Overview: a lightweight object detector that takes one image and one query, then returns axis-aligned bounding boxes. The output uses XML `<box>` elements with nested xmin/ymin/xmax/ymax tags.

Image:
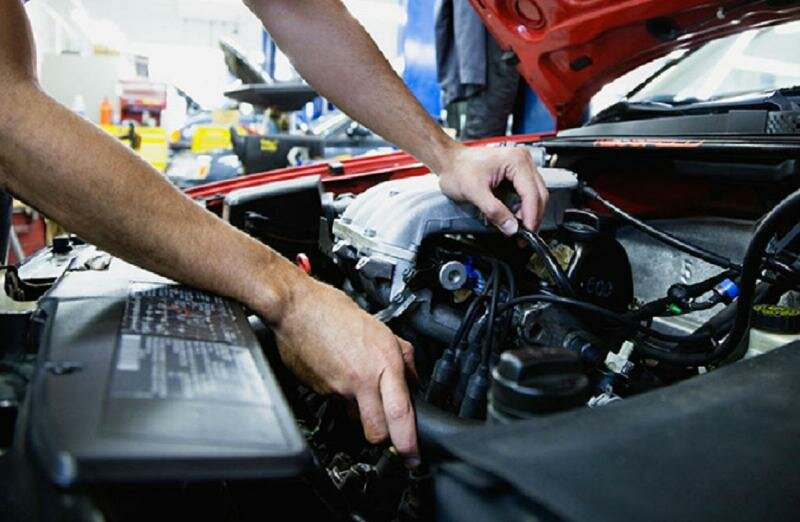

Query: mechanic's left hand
<box><xmin>437</xmin><ymin>144</ymin><xmax>549</xmax><ymax>234</ymax></box>
<box><xmin>269</xmin><ymin>274</ymin><xmax>420</xmax><ymax>467</ymax></box>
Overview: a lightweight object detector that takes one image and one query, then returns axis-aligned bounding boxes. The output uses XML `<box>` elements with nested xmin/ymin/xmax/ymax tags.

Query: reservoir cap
<box><xmin>752</xmin><ymin>304</ymin><xmax>800</xmax><ymax>334</ymax></box>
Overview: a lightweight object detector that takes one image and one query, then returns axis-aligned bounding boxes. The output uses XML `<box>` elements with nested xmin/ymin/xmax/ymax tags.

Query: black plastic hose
<box><xmin>635</xmin><ymin>186</ymin><xmax>800</xmax><ymax>366</ymax></box>
<box><xmin>480</xmin><ymin>260</ymin><xmax>500</xmax><ymax>367</ymax></box>
<box><xmin>497</xmin><ymin>295</ymin><xmax>712</xmax><ymax>343</ymax></box>
<box><xmin>581</xmin><ymin>183</ymin><xmax>742</xmax><ymax>271</ymax></box>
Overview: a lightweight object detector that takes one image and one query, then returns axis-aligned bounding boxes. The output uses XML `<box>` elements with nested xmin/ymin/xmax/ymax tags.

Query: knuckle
<box><xmin>349</xmin><ymin>369</ymin><xmax>366</xmax><ymax>389</ymax></box>
<box><xmin>512</xmin><ymin>148</ymin><xmax>528</xmax><ymax>162</ymax></box>
<box><xmin>396</xmin><ymin>336</ymin><xmax>410</xmax><ymax>349</ymax></box>
<box><xmin>386</xmin><ymin>357</ymin><xmax>404</xmax><ymax>375</ymax></box>
<box><xmin>365</xmin><ymin>425</ymin><xmax>388</xmax><ymax>444</ymax></box>
<box><xmin>367</xmin><ymin>432</ymin><xmax>388</xmax><ymax>445</ymax></box>
<box><xmin>393</xmin><ymin>439</ymin><xmax>415</xmax><ymax>455</ymax></box>
<box><xmin>376</xmin><ymin>351</ymin><xmax>403</xmax><ymax>379</ymax></box>
<box><xmin>386</xmin><ymin>398</ymin><xmax>412</xmax><ymax>422</ymax></box>
<box><xmin>483</xmin><ymin>200</ymin><xmax>506</xmax><ymax>221</ymax></box>
<box><xmin>517</xmin><ymin>151</ymin><xmax>534</xmax><ymax>169</ymax></box>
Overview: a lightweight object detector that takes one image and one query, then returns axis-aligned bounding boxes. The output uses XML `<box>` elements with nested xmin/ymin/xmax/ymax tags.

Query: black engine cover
<box><xmin>435</xmin><ymin>342</ymin><xmax>800</xmax><ymax>521</ymax></box>
<box><xmin>26</xmin><ymin>254</ymin><xmax>309</xmax><ymax>487</ymax></box>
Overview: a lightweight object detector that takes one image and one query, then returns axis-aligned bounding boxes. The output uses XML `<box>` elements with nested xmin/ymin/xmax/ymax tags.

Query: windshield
<box><xmin>630</xmin><ymin>20</ymin><xmax>800</xmax><ymax>104</ymax></box>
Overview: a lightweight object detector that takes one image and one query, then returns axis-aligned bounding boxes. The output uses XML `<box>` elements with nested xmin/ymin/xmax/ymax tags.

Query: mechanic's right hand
<box><xmin>437</xmin><ymin>144</ymin><xmax>549</xmax><ymax>235</ymax></box>
<box><xmin>272</xmin><ymin>277</ymin><xmax>420</xmax><ymax>467</ymax></box>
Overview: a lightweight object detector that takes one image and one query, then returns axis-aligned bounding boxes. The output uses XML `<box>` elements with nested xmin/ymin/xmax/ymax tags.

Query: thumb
<box><xmin>476</xmin><ymin>192</ymin><xmax>519</xmax><ymax>236</ymax></box>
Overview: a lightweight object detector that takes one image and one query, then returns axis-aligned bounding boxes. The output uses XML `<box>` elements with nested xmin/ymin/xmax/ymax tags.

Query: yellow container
<box><xmin>101</xmin><ymin>124</ymin><xmax>134</xmax><ymax>148</ymax></box>
<box><xmin>191</xmin><ymin>125</ymin><xmax>233</xmax><ymax>154</ymax></box>
<box><xmin>100</xmin><ymin>124</ymin><xmax>168</xmax><ymax>172</ymax></box>
<box><xmin>135</xmin><ymin>127</ymin><xmax>168</xmax><ymax>172</ymax></box>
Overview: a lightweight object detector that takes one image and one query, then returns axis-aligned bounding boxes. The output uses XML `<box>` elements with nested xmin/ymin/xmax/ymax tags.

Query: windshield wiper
<box><xmin>591</xmin><ymin>87</ymin><xmax>799</xmax><ymax>125</ymax></box>
<box><xmin>589</xmin><ymin>100</ymin><xmax>688</xmax><ymax>124</ymax></box>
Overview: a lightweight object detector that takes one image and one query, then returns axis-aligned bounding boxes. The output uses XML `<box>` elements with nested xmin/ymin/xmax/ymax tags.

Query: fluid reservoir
<box><xmin>746</xmin><ymin>304</ymin><xmax>800</xmax><ymax>358</ymax></box>
<box><xmin>558</xmin><ymin>209</ymin><xmax>634</xmax><ymax>313</ymax></box>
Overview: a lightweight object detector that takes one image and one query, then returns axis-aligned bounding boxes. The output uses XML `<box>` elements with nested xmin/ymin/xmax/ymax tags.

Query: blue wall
<box><xmin>400</xmin><ymin>0</ymin><xmax>441</xmax><ymax>119</ymax></box>
<box><xmin>515</xmin><ymin>85</ymin><xmax>555</xmax><ymax>134</ymax></box>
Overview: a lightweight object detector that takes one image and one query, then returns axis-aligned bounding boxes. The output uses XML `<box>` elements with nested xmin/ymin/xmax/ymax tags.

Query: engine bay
<box><xmin>1</xmin><ymin>142</ymin><xmax>799</xmax><ymax>521</ymax></box>
<box><xmin>214</xmin><ymin>142</ymin><xmax>800</xmax><ymax>519</ymax></box>
<box><xmin>317</xmin><ymin>159</ymin><xmax>799</xmax><ymax>422</ymax></box>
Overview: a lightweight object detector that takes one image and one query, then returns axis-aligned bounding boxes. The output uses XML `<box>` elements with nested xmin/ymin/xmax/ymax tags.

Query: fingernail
<box><xmin>499</xmin><ymin>218</ymin><xmax>519</xmax><ymax>236</ymax></box>
<box><xmin>405</xmin><ymin>457</ymin><xmax>421</xmax><ymax>469</ymax></box>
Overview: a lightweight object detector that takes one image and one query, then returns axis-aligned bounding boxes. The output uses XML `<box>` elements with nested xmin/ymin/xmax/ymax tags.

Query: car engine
<box><xmin>327</xmin><ymin>169</ymin><xmax>636</xmax><ymax>419</ymax></box>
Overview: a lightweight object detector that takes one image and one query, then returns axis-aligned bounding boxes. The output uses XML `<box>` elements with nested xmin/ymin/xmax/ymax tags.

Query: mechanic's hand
<box><xmin>437</xmin><ymin>144</ymin><xmax>549</xmax><ymax>235</ymax></box>
<box><xmin>272</xmin><ymin>277</ymin><xmax>420</xmax><ymax>467</ymax></box>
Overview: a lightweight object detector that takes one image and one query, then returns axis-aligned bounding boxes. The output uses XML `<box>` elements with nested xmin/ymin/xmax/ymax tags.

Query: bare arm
<box><xmin>244</xmin><ymin>0</ymin><xmax>549</xmax><ymax>234</ymax></box>
<box><xmin>0</xmin><ymin>0</ymin><xmax>294</xmax><ymax>318</ymax></box>
<box><xmin>0</xmin><ymin>0</ymin><xmax>418</xmax><ymax>464</ymax></box>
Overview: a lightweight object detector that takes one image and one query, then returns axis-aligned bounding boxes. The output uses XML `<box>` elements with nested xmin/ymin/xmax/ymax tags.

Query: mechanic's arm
<box><xmin>244</xmin><ymin>0</ymin><xmax>548</xmax><ymax>234</ymax></box>
<box><xmin>0</xmin><ymin>0</ymin><xmax>418</xmax><ymax>465</ymax></box>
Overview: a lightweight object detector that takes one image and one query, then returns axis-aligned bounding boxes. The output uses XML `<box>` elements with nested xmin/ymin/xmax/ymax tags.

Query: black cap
<box><xmin>52</xmin><ymin>236</ymin><xmax>72</xmax><ymax>255</ymax></box>
<box><xmin>489</xmin><ymin>347</ymin><xmax>589</xmax><ymax>421</ymax></box>
<box><xmin>752</xmin><ymin>304</ymin><xmax>800</xmax><ymax>334</ymax></box>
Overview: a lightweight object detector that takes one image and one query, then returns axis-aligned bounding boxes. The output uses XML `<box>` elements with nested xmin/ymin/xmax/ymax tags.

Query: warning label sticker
<box><xmin>121</xmin><ymin>283</ymin><xmax>246</xmax><ymax>345</ymax></box>
<box><xmin>111</xmin><ymin>335</ymin><xmax>270</xmax><ymax>405</ymax></box>
<box><xmin>110</xmin><ymin>283</ymin><xmax>269</xmax><ymax>405</ymax></box>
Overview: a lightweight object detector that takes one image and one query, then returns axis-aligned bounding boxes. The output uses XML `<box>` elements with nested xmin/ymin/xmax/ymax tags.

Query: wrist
<box><xmin>425</xmin><ymin>133</ymin><xmax>464</xmax><ymax>175</ymax></box>
<box><xmin>240</xmin><ymin>246</ymin><xmax>311</xmax><ymax>326</ymax></box>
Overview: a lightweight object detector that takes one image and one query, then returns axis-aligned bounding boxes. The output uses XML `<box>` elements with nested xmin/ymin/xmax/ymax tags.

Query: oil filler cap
<box><xmin>752</xmin><ymin>304</ymin><xmax>800</xmax><ymax>334</ymax></box>
<box><xmin>489</xmin><ymin>347</ymin><xmax>589</xmax><ymax>422</ymax></box>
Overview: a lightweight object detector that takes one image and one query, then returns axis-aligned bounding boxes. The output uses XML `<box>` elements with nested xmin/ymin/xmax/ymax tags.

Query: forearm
<box><xmin>245</xmin><ymin>0</ymin><xmax>461</xmax><ymax>172</ymax></box>
<box><xmin>0</xmin><ymin>81</ymin><xmax>304</xmax><ymax>323</ymax></box>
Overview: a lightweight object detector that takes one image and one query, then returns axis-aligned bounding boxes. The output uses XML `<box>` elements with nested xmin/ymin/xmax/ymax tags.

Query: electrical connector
<box><xmin>453</xmin><ymin>349</ymin><xmax>481</xmax><ymax>408</ymax></box>
<box><xmin>463</xmin><ymin>257</ymin><xmax>486</xmax><ymax>293</ymax></box>
<box><xmin>424</xmin><ymin>349</ymin><xmax>457</xmax><ymax>407</ymax></box>
<box><xmin>714</xmin><ymin>278</ymin><xmax>740</xmax><ymax>303</ymax></box>
<box><xmin>667</xmin><ymin>303</ymin><xmax>684</xmax><ymax>315</ymax></box>
<box><xmin>458</xmin><ymin>365</ymin><xmax>490</xmax><ymax>419</ymax></box>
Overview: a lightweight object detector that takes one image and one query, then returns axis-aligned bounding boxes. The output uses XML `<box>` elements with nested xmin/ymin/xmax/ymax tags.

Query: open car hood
<box><xmin>470</xmin><ymin>0</ymin><xmax>800</xmax><ymax>128</ymax></box>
